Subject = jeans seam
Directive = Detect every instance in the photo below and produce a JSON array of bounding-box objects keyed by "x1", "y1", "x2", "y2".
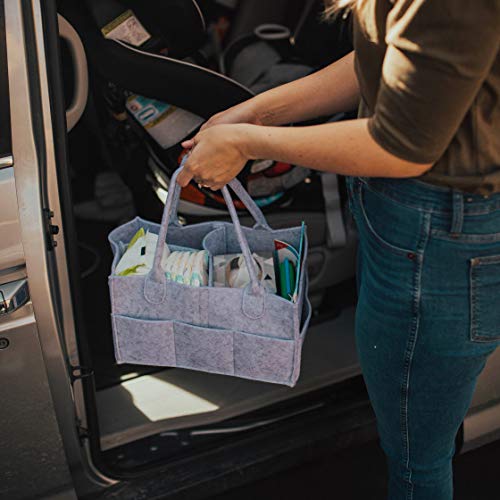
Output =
[
  {"x1": 470, "y1": 262, "x2": 478, "y2": 342},
  {"x1": 362, "y1": 179, "x2": 500, "y2": 215},
  {"x1": 361, "y1": 179, "x2": 431, "y2": 214},
  {"x1": 401, "y1": 211, "x2": 431, "y2": 500},
  {"x1": 431, "y1": 228, "x2": 500, "y2": 243}
]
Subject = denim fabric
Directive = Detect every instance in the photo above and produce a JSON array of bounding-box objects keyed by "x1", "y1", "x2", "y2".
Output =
[{"x1": 347, "y1": 176, "x2": 500, "y2": 500}]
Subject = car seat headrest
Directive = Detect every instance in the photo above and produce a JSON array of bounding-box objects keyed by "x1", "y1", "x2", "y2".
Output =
[{"x1": 85, "y1": 0, "x2": 206, "y2": 58}]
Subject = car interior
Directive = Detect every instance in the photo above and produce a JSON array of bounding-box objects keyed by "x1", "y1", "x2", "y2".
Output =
[{"x1": 54, "y1": 0, "x2": 365, "y2": 472}]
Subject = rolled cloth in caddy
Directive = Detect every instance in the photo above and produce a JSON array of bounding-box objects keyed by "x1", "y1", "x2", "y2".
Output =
[{"x1": 108, "y1": 164, "x2": 311, "y2": 386}]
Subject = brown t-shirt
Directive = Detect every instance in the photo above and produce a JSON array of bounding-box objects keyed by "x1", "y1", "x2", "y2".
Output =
[{"x1": 353, "y1": 0, "x2": 500, "y2": 194}]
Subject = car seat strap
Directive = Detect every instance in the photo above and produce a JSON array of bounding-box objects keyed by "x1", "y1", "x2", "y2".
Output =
[{"x1": 321, "y1": 172, "x2": 347, "y2": 248}]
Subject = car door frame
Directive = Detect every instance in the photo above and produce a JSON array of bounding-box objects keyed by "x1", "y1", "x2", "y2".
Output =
[{"x1": 2, "y1": 0, "x2": 115, "y2": 496}]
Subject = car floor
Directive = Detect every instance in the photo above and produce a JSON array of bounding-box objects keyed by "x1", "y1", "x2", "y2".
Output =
[{"x1": 212, "y1": 438, "x2": 500, "y2": 500}]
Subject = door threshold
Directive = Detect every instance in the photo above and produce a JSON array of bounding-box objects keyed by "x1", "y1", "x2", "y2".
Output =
[{"x1": 97, "y1": 308, "x2": 359, "y2": 450}]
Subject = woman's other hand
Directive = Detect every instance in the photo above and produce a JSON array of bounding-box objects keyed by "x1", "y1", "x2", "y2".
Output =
[{"x1": 177, "y1": 124, "x2": 255, "y2": 191}]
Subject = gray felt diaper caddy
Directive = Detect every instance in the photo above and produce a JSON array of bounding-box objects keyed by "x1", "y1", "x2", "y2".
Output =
[{"x1": 108, "y1": 167, "x2": 311, "y2": 386}]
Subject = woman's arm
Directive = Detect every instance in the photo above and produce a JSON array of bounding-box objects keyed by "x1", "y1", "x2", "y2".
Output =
[
  {"x1": 177, "y1": 119, "x2": 432, "y2": 190},
  {"x1": 242, "y1": 119, "x2": 431, "y2": 176},
  {"x1": 251, "y1": 51, "x2": 360, "y2": 125},
  {"x1": 203, "y1": 51, "x2": 359, "y2": 129}
]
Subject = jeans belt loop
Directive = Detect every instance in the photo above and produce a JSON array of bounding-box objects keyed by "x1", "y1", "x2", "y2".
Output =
[{"x1": 450, "y1": 189, "x2": 464, "y2": 236}]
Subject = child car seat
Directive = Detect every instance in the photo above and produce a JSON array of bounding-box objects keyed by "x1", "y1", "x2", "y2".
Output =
[
  {"x1": 61, "y1": 0, "x2": 315, "y2": 210},
  {"x1": 57, "y1": 0, "x2": 356, "y2": 300}
]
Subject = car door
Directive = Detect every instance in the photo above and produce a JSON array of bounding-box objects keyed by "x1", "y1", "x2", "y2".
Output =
[{"x1": 0, "y1": 1, "x2": 99, "y2": 498}]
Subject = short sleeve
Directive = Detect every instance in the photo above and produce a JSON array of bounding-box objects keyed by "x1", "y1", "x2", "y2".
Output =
[{"x1": 368, "y1": 0, "x2": 500, "y2": 164}]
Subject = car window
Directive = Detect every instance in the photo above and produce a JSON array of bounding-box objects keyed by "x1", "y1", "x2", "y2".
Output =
[{"x1": 0, "y1": 0, "x2": 12, "y2": 163}]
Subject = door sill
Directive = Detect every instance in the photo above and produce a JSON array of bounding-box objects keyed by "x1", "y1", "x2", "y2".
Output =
[{"x1": 97, "y1": 307, "x2": 359, "y2": 450}]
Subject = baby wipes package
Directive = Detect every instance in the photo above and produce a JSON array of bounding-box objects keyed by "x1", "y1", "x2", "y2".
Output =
[
  {"x1": 115, "y1": 227, "x2": 208, "y2": 287},
  {"x1": 115, "y1": 228, "x2": 170, "y2": 276}
]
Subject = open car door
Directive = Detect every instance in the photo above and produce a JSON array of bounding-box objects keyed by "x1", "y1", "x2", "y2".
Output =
[{"x1": 0, "y1": 0, "x2": 112, "y2": 498}]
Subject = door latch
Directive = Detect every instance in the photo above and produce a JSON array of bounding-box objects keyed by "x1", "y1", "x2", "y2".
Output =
[
  {"x1": 43, "y1": 208, "x2": 59, "y2": 251},
  {"x1": 0, "y1": 279, "x2": 29, "y2": 316}
]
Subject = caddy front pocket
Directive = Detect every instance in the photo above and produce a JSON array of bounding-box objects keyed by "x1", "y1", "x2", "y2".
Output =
[
  {"x1": 470, "y1": 254, "x2": 500, "y2": 343},
  {"x1": 111, "y1": 314, "x2": 301, "y2": 384},
  {"x1": 112, "y1": 315, "x2": 176, "y2": 366},
  {"x1": 112, "y1": 315, "x2": 234, "y2": 374}
]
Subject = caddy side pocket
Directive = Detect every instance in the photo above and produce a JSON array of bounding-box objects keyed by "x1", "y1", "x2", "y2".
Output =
[{"x1": 470, "y1": 254, "x2": 500, "y2": 343}]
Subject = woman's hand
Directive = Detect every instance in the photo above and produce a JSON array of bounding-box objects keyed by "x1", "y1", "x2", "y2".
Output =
[
  {"x1": 199, "y1": 100, "x2": 262, "y2": 132},
  {"x1": 177, "y1": 124, "x2": 255, "y2": 191}
]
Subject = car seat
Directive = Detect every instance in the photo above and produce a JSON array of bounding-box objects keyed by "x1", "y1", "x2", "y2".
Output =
[{"x1": 57, "y1": 0, "x2": 357, "y2": 303}]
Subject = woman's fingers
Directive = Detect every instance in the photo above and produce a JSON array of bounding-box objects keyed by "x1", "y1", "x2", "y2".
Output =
[
  {"x1": 177, "y1": 160, "x2": 195, "y2": 187},
  {"x1": 177, "y1": 154, "x2": 213, "y2": 188},
  {"x1": 178, "y1": 135, "x2": 199, "y2": 185},
  {"x1": 199, "y1": 118, "x2": 215, "y2": 132},
  {"x1": 176, "y1": 170, "x2": 193, "y2": 187}
]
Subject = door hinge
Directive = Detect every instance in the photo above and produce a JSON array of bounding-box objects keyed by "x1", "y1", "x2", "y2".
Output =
[
  {"x1": 76, "y1": 420, "x2": 90, "y2": 442},
  {"x1": 70, "y1": 364, "x2": 94, "y2": 384},
  {"x1": 43, "y1": 208, "x2": 59, "y2": 251}
]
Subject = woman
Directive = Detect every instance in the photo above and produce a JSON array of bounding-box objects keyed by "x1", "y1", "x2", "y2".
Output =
[{"x1": 178, "y1": 1, "x2": 500, "y2": 498}]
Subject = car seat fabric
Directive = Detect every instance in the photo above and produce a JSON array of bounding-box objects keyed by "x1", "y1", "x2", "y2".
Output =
[
  {"x1": 225, "y1": 0, "x2": 305, "y2": 47},
  {"x1": 85, "y1": 0, "x2": 206, "y2": 58},
  {"x1": 122, "y1": 0, "x2": 206, "y2": 57},
  {"x1": 321, "y1": 172, "x2": 348, "y2": 248},
  {"x1": 88, "y1": 38, "x2": 253, "y2": 119},
  {"x1": 227, "y1": 40, "x2": 281, "y2": 89},
  {"x1": 250, "y1": 63, "x2": 313, "y2": 94},
  {"x1": 60, "y1": 0, "x2": 252, "y2": 119},
  {"x1": 227, "y1": 39, "x2": 313, "y2": 93},
  {"x1": 292, "y1": 0, "x2": 354, "y2": 68}
]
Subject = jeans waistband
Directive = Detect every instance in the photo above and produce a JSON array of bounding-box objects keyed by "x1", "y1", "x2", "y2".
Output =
[{"x1": 359, "y1": 177, "x2": 500, "y2": 217}]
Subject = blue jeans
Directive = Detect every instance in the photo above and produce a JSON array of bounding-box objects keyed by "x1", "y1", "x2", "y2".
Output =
[{"x1": 347, "y1": 176, "x2": 500, "y2": 500}]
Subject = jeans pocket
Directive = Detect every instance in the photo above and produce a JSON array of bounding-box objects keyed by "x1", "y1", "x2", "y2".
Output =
[
  {"x1": 470, "y1": 254, "x2": 500, "y2": 343},
  {"x1": 357, "y1": 181, "x2": 419, "y2": 257}
]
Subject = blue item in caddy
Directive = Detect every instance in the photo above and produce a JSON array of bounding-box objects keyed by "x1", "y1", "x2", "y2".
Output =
[{"x1": 108, "y1": 166, "x2": 311, "y2": 386}]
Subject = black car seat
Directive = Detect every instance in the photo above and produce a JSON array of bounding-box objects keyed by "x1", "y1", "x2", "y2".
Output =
[
  {"x1": 57, "y1": 0, "x2": 357, "y2": 303},
  {"x1": 59, "y1": 0, "x2": 251, "y2": 116}
]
